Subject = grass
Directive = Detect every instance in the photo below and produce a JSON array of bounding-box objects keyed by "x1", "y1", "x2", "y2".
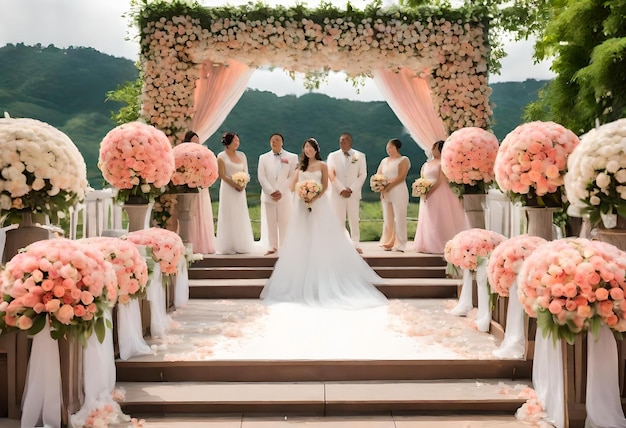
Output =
[{"x1": 213, "y1": 200, "x2": 420, "y2": 242}]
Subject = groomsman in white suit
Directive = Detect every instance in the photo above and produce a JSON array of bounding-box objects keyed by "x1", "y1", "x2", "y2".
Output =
[
  {"x1": 327, "y1": 132, "x2": 366, "y2": 254},
  {"x1": 258, "y1": 133, "x2": 298, "y2": 255}
]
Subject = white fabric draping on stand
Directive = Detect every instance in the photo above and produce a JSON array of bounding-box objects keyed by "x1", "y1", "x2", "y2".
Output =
[
  {"x1": 174, "y1": 258, "x2": 189, "y2": 308},
  {"x1": 493, "y1": 279, "x2": 526, "y2": 359},
  {"x1": 533, "y1": 330, "x2": 565, "y2": 428},
  {"x1": 21, "y1": 319, "x2": 62, "y2": 428},
  {"x1": 146, "y1": 263, "x2": 171, "y2": 338},
  {"x1": 451, "y1": 268, "x2": 473, "y2": 316},
  {"x1": 116, "y1": 299, "x2": 152, "y2": 360},
  {"x1": 373, "y1": 67, "x2": 448, "y2": 158},
  {"x1": 585, "y1": 325, "x2": 626, "y2": 427},
  {"x1": 70, "y1": 310, "x2": 129, "y2": 427},
  {"x1": 474, "y1": 261, "x2": 491, "y2": 332}
]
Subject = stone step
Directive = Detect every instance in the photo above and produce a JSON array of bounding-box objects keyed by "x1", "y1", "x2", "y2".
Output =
[
  {"x1": 116, "y1": 359, "x2": 531, "y2": 383},
  {"x1": 116, "y1": 379, "x2": 533, "y2": 415},
  {"x1": 188, "y1": 266, "x2": 447, "y2": 280},
  {"x1": 188, "y1": 278, "x2": 461, "y2": 299}
]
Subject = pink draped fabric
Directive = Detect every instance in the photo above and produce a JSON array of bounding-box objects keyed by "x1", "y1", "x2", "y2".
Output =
[
  {"x1": 188, "y1": 59, "x2": 254, "y2": 254},
  {"x1": 373, "y1": 68, "x2": 448, "y2": 157}
]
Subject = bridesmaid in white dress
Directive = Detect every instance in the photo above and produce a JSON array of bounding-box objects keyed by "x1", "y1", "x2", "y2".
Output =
[
  {"x1": 215, "y1": 132, "x2": 254, "y2": 254},
  {"x1": 260, "y1": 138, "x2": 387, "y2": 309},
  {"x1": 377, "y1": 138, "x2": 410, "y2": 252}
]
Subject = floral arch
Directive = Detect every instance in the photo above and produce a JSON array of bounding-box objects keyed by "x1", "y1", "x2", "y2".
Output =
[{"x1": 136, "y1": 1, "x2": 492, "y2": 154}]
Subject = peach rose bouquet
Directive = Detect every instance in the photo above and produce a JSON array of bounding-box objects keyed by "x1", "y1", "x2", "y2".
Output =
[
  {"x1": 170, "y1": 142, "x2": 218, "y2": 192},
  {"x1": 411, "y1": 177, "x2": 433, "y2": 198},
  {"x1": 98, "y1": 122, "x2": 175, "y2": 203},
  {"x1": 369, "y1": 173, "x2": 388, "y2": 193},
  {"x1": 0, "y1": 117, "x2": 88, "y2": 219},
  {"x1": 231, "y1": 171, "x2": 250, "y2": 188},
  {"x1": 517, "y1": 238, "x2": 626, "y2": 344},
  {"x1": 296, "y1": 179, "x2": 322, "y2": 211},
  {"x1": 444, "y1": 228, "x2": 506, "y2": 271},
  {"x1": 0, "y1": 239, "x2": 117, "y2": 345},
  {"x1": 486, "y1": 234, "x2": 547, "y2": 297},
  {"x1": 564, "y1": 118, "x2": 626, "y2": 228},
  {"x1": 441, "y1": 127, "x2": 499, "y2": 196},
  {"x1": 123, "y1": 227, "x2": 185, "y2": 275},
  {"x1": 80, "y1": 237, "x2": 149, "y2": 304},
  {"x1": 494, "y1": 121, "x2": 579, "y2": 208}
]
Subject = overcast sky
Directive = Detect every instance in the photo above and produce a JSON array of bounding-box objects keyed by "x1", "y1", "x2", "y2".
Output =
[{"x1": 0, "y1": 0, "x2": 555, "y2": 102}]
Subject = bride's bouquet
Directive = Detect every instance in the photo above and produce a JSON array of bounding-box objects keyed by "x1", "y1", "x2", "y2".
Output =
[
  {"x1": 296, "y1": 180, "x2": 322, "y2": 211},
  {"x1": 231, "y1": 171, "x2": 250, "y2": 187},
  {"x1": 411, "y1": 177, "x2": 433, "y2": 198},
  {"x1": 369, "y1": 173, "x2": 388, "y2": 193}
]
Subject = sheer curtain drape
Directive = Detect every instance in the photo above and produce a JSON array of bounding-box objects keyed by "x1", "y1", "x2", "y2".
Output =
[
  {"x1": 189, "y1": 59, "x2": 254, "y2": 254},
  {"x1": 373, "y1": 68, "x2": 448, "y2": 158},
  {"x1": 191, "y1": 59, "x2": 254, "y2": 141}
]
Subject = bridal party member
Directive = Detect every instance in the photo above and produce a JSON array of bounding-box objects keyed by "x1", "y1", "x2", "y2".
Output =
[
  {"x1": 215, "y1": 132, "x2": 254, "y2": 254},
  {"x1": 377, "y1": 138, "x2": 410, "y2": 252},
  {"x1": 413, "y1": 140, "x2": 469, "y2": 254},
  {"x1": 327, "y1": 132, "x2": 367, "y2": 254},
  {"x1": 184, "y1": 131, "x2": 217, "y2": 254},
  {"x1": 260, "y1": 137, "x2": 387, "y2": 309},
  {"x1": 257, "y1": 133, "x2": 298, "y2": 256}
]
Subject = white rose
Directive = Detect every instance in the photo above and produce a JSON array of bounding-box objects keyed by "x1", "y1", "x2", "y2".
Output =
[
  {"x1": 606, "y1": 159, "x2": 620, "y2": 174},
  {"x1": 615, "y1": 169, "x2": 626, "y2": 183},
  {"x1": 589, "y1": 195, "x2": 601, "y2": 206},
  {"x1": 141, "y1": 184, "x2": 151, "y2": 193},
  {"x1": 596, "y1": 172, "x2": 611, "y2": 190}
]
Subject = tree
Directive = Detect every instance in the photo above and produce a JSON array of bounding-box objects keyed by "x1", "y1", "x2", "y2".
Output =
[{"x1": 106, "y1": 62, "x2": 142, "y2": 125}]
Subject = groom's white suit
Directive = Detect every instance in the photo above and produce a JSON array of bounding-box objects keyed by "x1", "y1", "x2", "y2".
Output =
[
  {"x1": 327, "y1": 134, "x2": 367, "y2": 248},
  {"x1": 258, "y1": 146, "x2": 298, "y2": 252}
]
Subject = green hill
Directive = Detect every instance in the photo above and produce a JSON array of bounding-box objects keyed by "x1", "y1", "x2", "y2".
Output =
[{"x1": 0, "y1": 43, "x2": 548, "y2": 201}]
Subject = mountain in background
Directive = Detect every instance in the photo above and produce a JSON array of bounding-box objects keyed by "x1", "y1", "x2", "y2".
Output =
[{"x1": 0, "y1": 43, "x2": 548, "y2": 201}]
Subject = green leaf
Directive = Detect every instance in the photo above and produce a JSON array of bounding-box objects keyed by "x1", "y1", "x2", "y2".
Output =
[
  {"x1": 27, "y1": 314, "x2": 47, "y2": 336},
  {"x1": 95, "y1": 317, "x2": 106, "y2": 344}
]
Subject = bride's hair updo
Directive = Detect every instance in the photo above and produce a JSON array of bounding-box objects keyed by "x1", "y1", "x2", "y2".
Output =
[
  {"x1": 221, "y1": 132, "x2": 238, "y2": 146},
  {"x1": 300, "y1": 137, "x2": 322, "y2": 171}
]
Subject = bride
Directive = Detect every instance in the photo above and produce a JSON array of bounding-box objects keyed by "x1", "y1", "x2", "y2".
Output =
[{"x1": 260, "y1": 137, "x2": 388, "y2": 309}]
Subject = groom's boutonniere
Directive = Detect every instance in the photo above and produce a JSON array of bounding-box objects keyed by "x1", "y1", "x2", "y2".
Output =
[
  {"x1": 351, "y1": 154, "x2": 358, "y2": 164},
  {"x1": 281, "y1": 157, "x2": 289, "y2": 164}
]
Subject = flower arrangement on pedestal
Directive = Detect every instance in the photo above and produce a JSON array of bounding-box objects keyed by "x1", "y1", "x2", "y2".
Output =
[
  {"x1": 441, "y1": 127, "x2": 499, "y2": 197},
  {"x1": 517, "y1": 238, "x2": 626, "y2": 344},
  {"x1": 564, "y1": 118, "x2": 626, "y2": 228},
  {"x1": 80, "y1": 237, "x2": 149, "y2": 304},
  {"x1": 123, "y1": 227, "x2": 185, "y2": 275},
  {"x1": 170, "y1": 142, "x2": 218, "y2": 193},
  {"x1": 0, "y1": 239, "x2": 117, "y2": 345},
  {"x1": 444, "y1": 228, "x2": 506, "y2": 272},
  {"x1": 494, "y1": 121, "x2": 579, "y2": 208},
  {"x1": 486, "y1": 234, "x2": 547, "y2": 297},
  {"x1": 98, "y1": 121, "x2": 175, "y2": 204},
  {"x1": 0, "y1": 117, "x2": 88, "y2": 220}
]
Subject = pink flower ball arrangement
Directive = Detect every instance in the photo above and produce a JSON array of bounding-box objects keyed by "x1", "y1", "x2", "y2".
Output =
[
  {"x1": 486, "y1": 234, "x2": 547, "y2": 297},
  {"x1": 494, "y1": 121, "x2": 579, "y2": 207},
  {"x1": 0, "y1": 239, "x2": 117, "y2": 345},
  {"x1": 517, "y1": 238, "x2": 626, "y2": 344},
  {"x1": 80, "y1": 237, "x2": 149, "y2": 304},
  {"x1": 98, "y1": 122, "x2": 175, "y2": 203},
  {"x1": 444, "y1": 228, "x2": 506, "y2": 271},
  {"x1": 171, "y1": 142, "x2": 218, "y2": 191},
  {"x1": 441, "y1": 127, "x2": 499, "y2": 196},
  {"x1": 123, "y1": 227, "x2": 185, "y2": 275}
]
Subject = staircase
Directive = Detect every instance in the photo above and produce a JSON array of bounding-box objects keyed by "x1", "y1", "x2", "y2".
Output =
[{"x1": 116, "y1": 244, "x2": 533, "y2": 420}]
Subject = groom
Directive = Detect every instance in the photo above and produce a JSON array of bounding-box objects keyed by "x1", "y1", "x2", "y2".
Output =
[
  {"x1": 327, "y1": 132, "x2": 366, "y2": 254},
  {"x1": 257, "y1": 133, "x2": 298, "y2": 255}
]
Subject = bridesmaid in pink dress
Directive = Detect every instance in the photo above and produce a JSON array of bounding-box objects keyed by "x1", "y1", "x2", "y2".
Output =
[
  {"x1": 184, "y1": 131, "x2": 216, "y2": 254},
  {"x1": 413, "y1": 140, "x2": 469, "y2": 254}
]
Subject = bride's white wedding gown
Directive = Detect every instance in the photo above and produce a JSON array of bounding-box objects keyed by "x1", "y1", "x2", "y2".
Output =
[{"x1": 260, "y1": 169, "x2": 388, "y2": 309}]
